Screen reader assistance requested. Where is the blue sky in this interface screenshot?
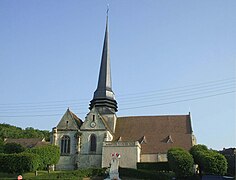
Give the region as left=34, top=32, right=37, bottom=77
left=0, top=0, right=235, bottom=150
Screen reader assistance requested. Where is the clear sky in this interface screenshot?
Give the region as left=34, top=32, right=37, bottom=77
left=0, top=0, right=235, bottom=150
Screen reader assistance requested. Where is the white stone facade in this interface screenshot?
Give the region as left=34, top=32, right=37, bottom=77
left=102, top=141, right=141, bottom=169
left=51, top=128, right=78, bottom=170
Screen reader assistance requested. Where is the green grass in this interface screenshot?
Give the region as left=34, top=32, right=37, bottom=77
left=2, top=168, right=201, bottom=180
left=0, top=169, right=106, bottom=180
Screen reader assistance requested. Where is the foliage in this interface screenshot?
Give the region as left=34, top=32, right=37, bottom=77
left=119, top=167, right=175, bottom=180
left=224, top=154, right=235, bottom=176
left=137, top=162, right=171, bottom=171
left=27, top=144, right=60, bottom=170
left=3, top=143, right=26, bottom=154
left=167, top=147, right=194, bottom=178
left=219, top=150, right=236, bottom=176
left=200, top=150, right=227, bottom=175
left=0, top=152, right=39, bottom=173
left=0, top=139, right=4, bottom=153
left=190, top=144, right=228, bottom=176
left=0, top=123, right=50, bottom=141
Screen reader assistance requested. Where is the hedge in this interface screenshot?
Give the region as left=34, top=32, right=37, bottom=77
left=0, top=152, right=39, bottom=173
left=137, top=162, right=171, bottom=171
left=119, top=167, right=175, bottom=180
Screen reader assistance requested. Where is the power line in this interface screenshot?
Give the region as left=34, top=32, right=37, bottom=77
left=0, top=90, right=234, bottom=118
left=120, top=90, right=235, bottom=111
left=0, top=77, right=235, bottom=107
left=0, top=78, right=235, bottom=110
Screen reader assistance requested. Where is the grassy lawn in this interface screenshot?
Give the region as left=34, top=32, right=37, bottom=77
left=0, top=169, right=106, bottom=180
left=0, top=168, right=175, bottom=179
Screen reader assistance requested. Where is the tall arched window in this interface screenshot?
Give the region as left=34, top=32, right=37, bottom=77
left=61, top=135, right=70, bottom=155
left=90, top=134, right=97, bottom=152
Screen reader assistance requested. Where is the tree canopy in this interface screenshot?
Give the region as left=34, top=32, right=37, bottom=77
left=190, top=144, right=227, bottom=176
left=27, top=144, right=60, bottom=170
left=167, top=147, right=194, bottom=178
left=0, top=123, right=50, bottom=141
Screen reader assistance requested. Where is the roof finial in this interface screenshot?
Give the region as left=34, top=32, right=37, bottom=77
left=106, top=4, right=109, bottom=17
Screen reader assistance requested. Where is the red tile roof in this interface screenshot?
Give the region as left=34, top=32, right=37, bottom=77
left=114, top=115, right=193, bottom=154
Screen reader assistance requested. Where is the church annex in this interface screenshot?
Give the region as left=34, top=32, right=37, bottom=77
left=51, top=15, right=196, bottom=170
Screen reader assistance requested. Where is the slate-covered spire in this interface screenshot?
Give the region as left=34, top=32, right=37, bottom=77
left=89, top=14, right=118, bottom=112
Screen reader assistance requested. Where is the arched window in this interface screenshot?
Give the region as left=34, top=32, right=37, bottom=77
left=90, top=134, right=97, bottom=152
left=61, top=135, right=70, bottom=155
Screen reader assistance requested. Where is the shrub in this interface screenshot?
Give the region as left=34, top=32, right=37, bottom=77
left=137, top=162, right=171, bottom=171
left=3, top=142, right=26, bottom=154
left=119, top=167, right=175, bottom=180
left=26, top=144, right=60, bottom=170
left=0, top=152, right=39, bottom=173
left=167, top=147, right=194, bottom=178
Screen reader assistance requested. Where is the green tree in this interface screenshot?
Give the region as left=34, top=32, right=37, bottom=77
left=0, top=123, right=50, bottom=140
left=27, top=144, right=60, bottom=170
left=3, top=143, right=26, bottom=154
left=190, top=145, right=227, bottom=176
left=189, top=144, right=208, bottom=175
left=167, top=147, right=194, bottom=178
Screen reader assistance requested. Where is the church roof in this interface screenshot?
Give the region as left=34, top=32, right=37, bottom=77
left=114, top=115, right=193, bottom=154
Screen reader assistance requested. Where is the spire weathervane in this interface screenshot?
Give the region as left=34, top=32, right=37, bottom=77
left=107, top=4, right=109, bottom=16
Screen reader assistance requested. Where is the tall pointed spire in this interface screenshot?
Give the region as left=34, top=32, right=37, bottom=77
left=89, top=12, right=118, bottom=112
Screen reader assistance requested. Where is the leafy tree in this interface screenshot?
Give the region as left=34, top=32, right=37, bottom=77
left=3, top=142, right=26, bottom=154
left=27, top=144, right=60, bottom=170
left=189, top=144, right=208, bottom=175
left=190, top=145, right=227, bottom=176
left=167, top=147, right=194, bottom=178
left=223, top=154, right=235, bottom=176
left=0, top=123, right=50, bottom=140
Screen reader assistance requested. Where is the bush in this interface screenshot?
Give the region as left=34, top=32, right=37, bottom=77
left=167, top=147, right=194, bottom=178
left=119, top=167, right=175, bottom=180
left=3, top=142, right=26, bottom=154
left=26, top=144, right=60, bottom=170
left=137, top=162, right=171, bottom=171
left=0, top=152, right=39, bottom=173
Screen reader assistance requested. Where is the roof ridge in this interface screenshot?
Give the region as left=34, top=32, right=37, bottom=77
left=118, top=114, right=190, bottom=118
left=96, top=110, right=114, bottom=135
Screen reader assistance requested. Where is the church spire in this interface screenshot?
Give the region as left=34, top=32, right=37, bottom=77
left=89, top=12, right=118, bottom=112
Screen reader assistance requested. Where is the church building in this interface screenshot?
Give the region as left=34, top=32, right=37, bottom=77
left=51, top=15, right=196, bottom=170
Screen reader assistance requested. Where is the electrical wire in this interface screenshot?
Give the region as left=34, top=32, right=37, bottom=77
left=0, top=78, right=235, bottom=118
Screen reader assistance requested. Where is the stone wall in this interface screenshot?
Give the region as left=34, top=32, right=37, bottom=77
left=140, top=153, right=167, bottom=162
left=51, top=128, right=78, bottom=170
left=102, top=141, right=141, bottom=169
